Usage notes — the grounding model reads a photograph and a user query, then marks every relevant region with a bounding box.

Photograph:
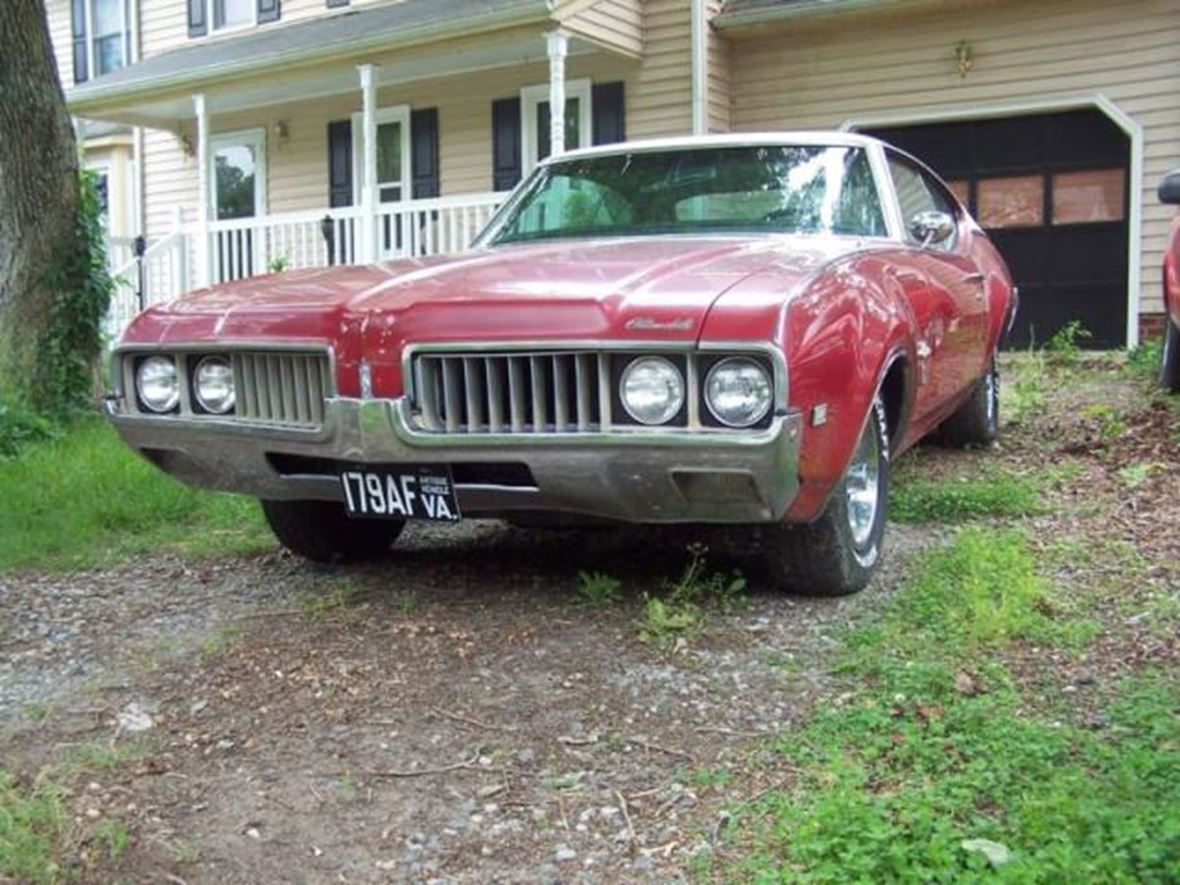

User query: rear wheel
[1161,316,1180,393]
[261,499,404,562]
[939,356,999,447]
[760,398,890,596]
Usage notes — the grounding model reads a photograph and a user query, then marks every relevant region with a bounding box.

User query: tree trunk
[0,0,79,401]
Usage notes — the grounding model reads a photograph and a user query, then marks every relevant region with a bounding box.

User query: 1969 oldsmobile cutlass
[106,134,1016,596]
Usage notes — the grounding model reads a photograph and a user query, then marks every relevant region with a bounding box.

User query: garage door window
[1052,168,1125,225]
[978,176,1043,228]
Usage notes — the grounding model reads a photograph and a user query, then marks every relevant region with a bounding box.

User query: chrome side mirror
[1159,169,1180,205]
[909,210,955,248]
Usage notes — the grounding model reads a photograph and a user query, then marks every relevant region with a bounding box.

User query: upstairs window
[188,0,279,38]
[71,0,131,83]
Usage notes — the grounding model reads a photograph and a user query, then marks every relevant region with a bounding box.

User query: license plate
[339,465,461,522]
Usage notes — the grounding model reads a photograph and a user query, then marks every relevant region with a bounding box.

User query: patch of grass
[0,401,61,458]
[1005,351,1048,425]
[0,772,70,884]
[1125,336,1163,380]
[575,570,622,607]
[726,529,1174,882]
[92,819,129,860]
[1083,403,1128,440]
[0,418,272,572]
[890,471,1041,524]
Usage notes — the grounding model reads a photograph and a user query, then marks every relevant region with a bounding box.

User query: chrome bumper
[104,397,803,524]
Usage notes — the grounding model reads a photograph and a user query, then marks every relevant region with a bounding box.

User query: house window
[520,80,592,175]
[74,0,131,80]
[208,129,267,281]
[91,0,126,74]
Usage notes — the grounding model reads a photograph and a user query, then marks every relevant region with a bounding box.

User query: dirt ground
[1,355,1176,883]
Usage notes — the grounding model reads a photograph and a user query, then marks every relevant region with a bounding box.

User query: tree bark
[0,0,79,399]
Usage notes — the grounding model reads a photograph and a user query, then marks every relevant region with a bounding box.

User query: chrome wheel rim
[985,364,997,429]
[846,417,881,548]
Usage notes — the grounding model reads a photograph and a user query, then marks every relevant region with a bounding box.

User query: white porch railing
[106,191,508,335]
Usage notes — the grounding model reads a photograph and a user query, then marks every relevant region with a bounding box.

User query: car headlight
[136,355,180,413]
[705,357,772,427]
[194,355,235,414]
[620,356,685,425]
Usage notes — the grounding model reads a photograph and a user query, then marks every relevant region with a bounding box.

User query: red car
[106,134,1015,596]
[1159,169,1180,392]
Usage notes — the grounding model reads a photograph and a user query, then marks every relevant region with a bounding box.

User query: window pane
[1052,168,1125,225]
[536,97,584,163]
[94,35,123,74]
[946,179,970,206]
[216,0,253,28]
[92,0,121,35]
[495,145,887,244]
[978,175,1043,228]
[214,145,257,220]
[376,122,402,186]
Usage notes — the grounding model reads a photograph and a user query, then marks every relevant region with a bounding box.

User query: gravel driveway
[0,519,937,882]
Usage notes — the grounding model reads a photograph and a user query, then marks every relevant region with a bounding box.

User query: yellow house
[51,0,1180,347]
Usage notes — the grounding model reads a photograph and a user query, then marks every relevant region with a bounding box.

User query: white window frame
[207,128,268,219]
[349,105,412,206]
[206,0,257,35]
[520,78,592,175]
[83,0,133,79]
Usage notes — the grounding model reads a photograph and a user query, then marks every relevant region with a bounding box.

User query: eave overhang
[713,0,893,30]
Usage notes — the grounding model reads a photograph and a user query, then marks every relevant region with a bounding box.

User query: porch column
[691,0,708,135]
[546,30,569,157]
[193,93,210,289]
[358,63,379,264]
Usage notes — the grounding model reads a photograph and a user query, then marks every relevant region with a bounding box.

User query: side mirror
[909,210,955,247]
[1159,169,1180,205]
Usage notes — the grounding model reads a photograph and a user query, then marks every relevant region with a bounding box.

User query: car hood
[123,235,866,395]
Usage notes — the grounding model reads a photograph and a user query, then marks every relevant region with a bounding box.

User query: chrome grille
[230,352,331,427]
[413,352,611,434]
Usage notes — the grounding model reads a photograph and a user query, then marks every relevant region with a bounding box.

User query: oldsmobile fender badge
[625,317,694,332]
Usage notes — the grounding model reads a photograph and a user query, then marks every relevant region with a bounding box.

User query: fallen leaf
[954,671,979,696]
[961,837,1011,867]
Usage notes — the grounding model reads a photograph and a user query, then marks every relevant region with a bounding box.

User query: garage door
[866,109,1129,349]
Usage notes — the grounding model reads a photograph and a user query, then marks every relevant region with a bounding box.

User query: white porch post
[546,30,569,157]
[193,93,210,289]
[691,0,708,135]
[358,63,379,264]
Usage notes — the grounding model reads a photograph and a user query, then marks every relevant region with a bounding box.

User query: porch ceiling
[67,0,569,125]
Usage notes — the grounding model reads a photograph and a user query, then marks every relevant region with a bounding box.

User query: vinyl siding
[559,0,644,57]
[629,0,693,138]
[727,0,1180,316]
[46,0,75,84]
[706,0,730,132]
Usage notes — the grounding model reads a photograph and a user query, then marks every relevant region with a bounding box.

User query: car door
[886,152,988,408]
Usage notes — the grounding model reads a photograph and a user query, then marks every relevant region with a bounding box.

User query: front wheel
[759,398,890,597]
[1161,316,1180,393]
[261,499,404,562]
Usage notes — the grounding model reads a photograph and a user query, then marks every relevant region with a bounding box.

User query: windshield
[488,145,888,245]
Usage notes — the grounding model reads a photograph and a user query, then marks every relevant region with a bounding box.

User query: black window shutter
[411,108,440,200]
[327,120,353,208]
[258,0,280,23]
[188,0,207,36]
[592,81,625,146]
[491,97,522,191]
[71,0,88,83]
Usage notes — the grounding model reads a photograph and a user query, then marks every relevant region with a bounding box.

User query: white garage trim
[841,93,1143,349]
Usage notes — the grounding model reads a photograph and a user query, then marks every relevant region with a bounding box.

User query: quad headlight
[620,356,685,425]
[705,357,772,428]
[193,355,235,414]
[135,355,180,413]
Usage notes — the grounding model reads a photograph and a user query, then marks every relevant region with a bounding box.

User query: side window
[887,154,958,248]
[503,176,630,239]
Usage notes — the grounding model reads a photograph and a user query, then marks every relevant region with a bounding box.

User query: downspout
[691,0,707,135]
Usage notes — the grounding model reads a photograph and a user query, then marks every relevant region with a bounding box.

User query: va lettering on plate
[340,471,458,520]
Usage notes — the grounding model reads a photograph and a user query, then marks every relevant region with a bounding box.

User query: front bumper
[105,396,803,524]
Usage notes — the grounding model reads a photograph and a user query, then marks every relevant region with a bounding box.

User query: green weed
[1045,320,1093,365]
[638,544,747,648]
[1083,403,1128,440]
[575,570,622,607]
